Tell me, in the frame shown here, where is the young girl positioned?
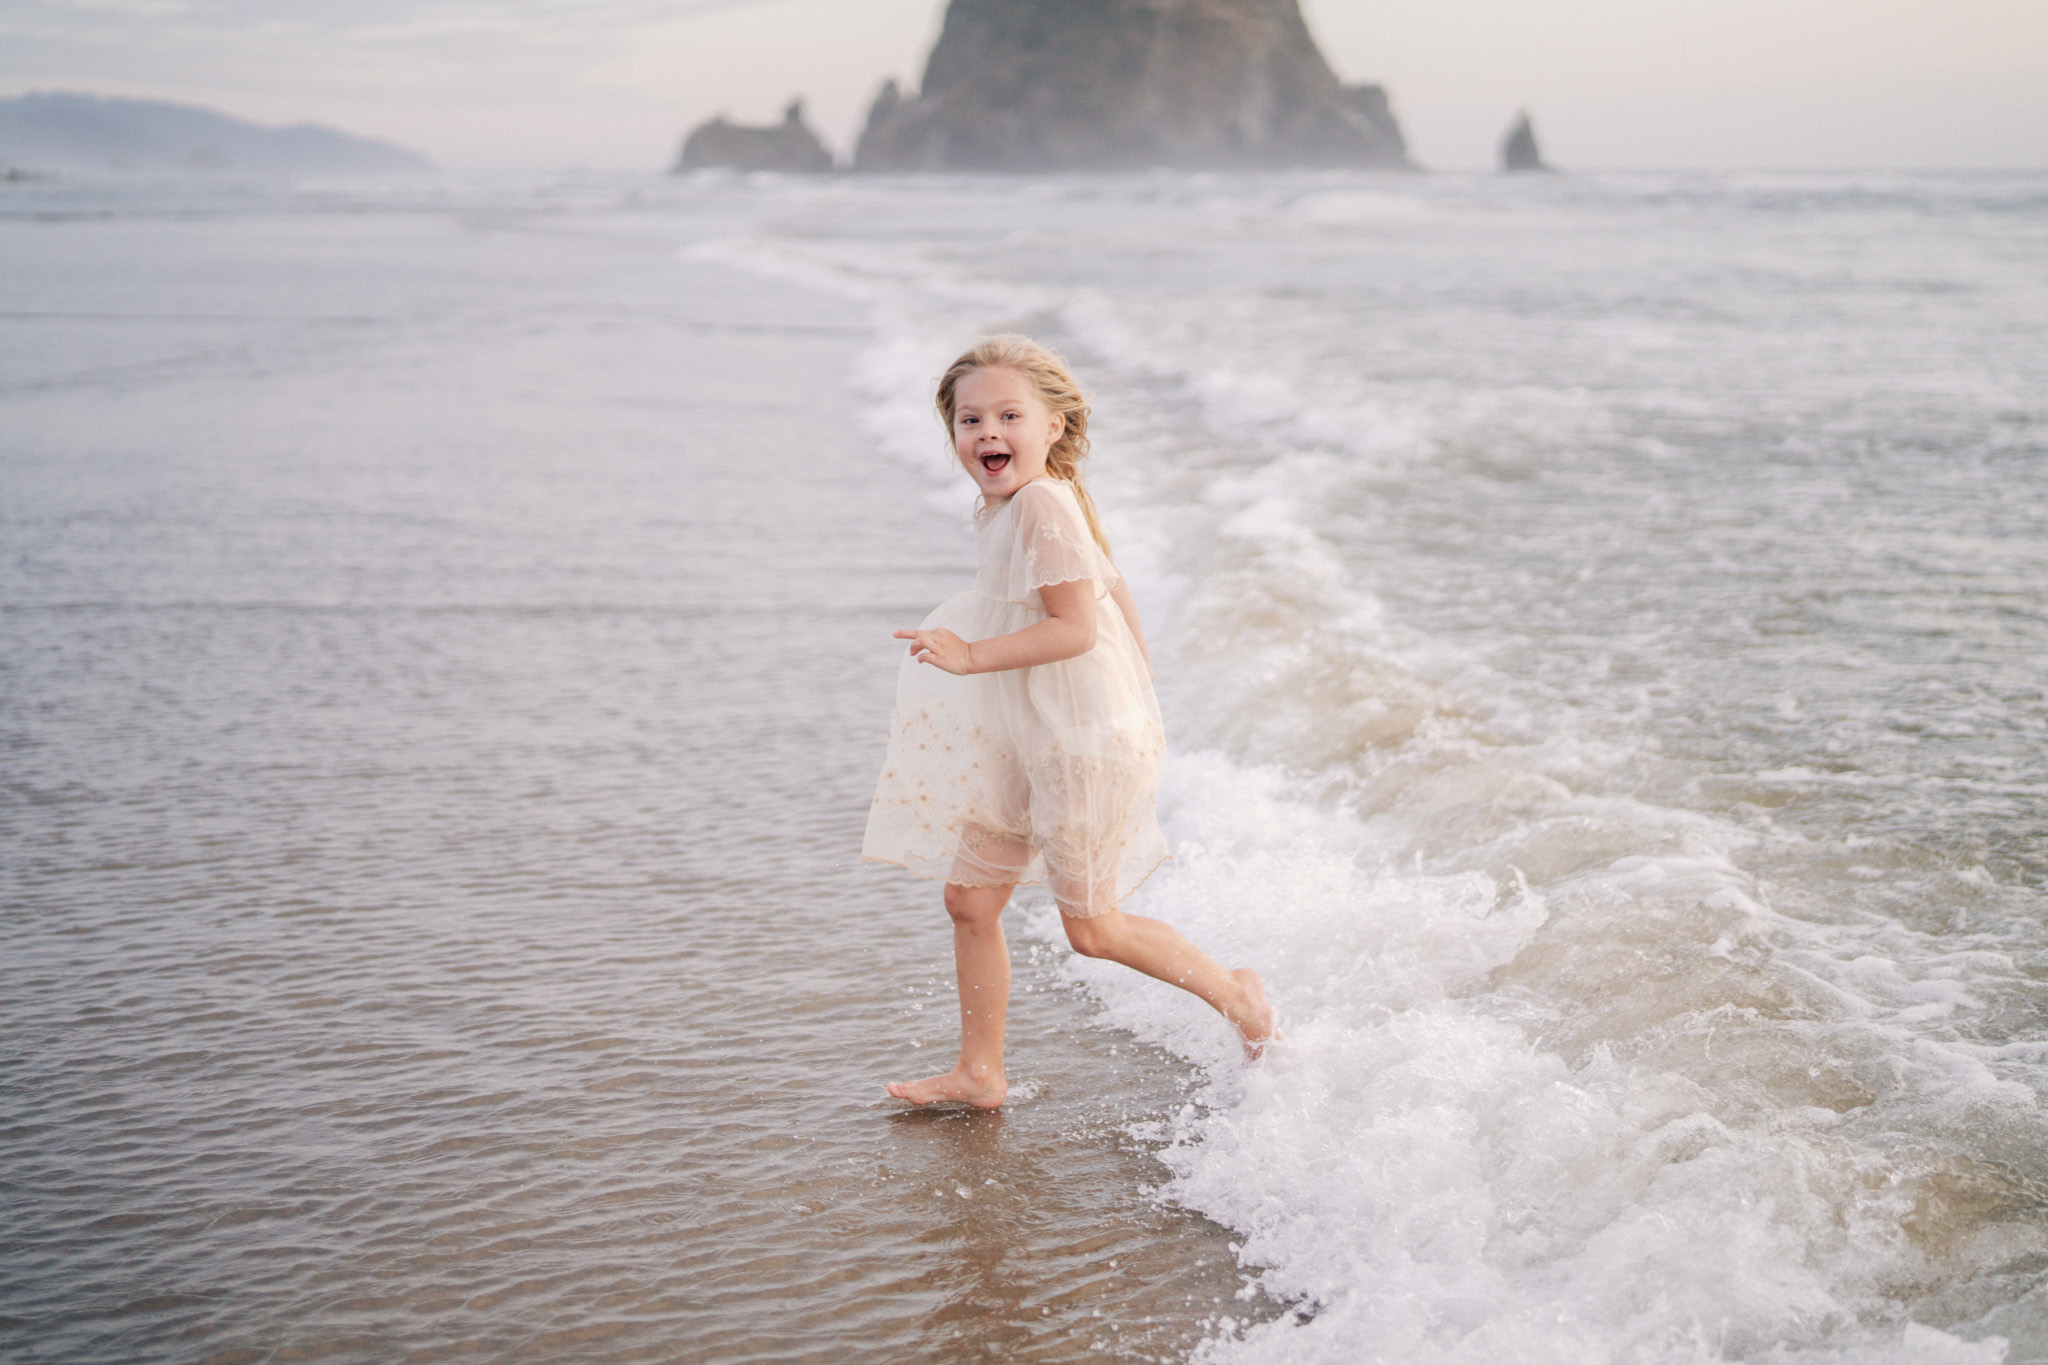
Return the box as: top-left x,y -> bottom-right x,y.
865,335 -> 1277,1109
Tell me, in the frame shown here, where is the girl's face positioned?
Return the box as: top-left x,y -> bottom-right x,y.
951,366 -> 1064,500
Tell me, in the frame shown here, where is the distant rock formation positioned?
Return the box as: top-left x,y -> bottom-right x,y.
0,92 -> 431,178
854,0 -> 1410,172
675,101 -> 833,173
1500,111 -> 1552,173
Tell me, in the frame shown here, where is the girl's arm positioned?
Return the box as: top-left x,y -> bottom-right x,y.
1108,577 -> 1153,681
895,578 -> 1096,675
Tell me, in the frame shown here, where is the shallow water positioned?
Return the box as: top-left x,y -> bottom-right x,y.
4,168 -> 2048,1363
0,184 -> 1264,1363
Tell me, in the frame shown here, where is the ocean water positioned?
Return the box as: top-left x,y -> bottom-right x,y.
3,167 -> 2045,1363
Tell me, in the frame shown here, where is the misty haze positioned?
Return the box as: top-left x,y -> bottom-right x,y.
3,2 -> 2047,1363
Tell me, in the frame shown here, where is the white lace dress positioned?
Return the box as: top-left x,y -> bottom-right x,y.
863,478 -> 1167,918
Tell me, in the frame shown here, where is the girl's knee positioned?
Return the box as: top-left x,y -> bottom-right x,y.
1062,910 -> 1121,958
943,882 -> 1008,925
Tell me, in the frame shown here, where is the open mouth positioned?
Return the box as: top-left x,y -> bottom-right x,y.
979,452 -> 1011,476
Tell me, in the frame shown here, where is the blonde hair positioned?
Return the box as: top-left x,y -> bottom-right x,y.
935,334 -> 1112,557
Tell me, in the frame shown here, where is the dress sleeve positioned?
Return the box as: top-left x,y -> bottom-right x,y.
1012,482 -> 1108,594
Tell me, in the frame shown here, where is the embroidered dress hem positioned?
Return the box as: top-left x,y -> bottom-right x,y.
858,850 -> 1171,920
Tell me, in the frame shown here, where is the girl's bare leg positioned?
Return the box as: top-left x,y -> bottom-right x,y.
886,881 -> 1014,1108
1061,907 -> 1279,1055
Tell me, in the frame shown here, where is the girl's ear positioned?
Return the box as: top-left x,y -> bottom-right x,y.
1048,410 -> 1065,442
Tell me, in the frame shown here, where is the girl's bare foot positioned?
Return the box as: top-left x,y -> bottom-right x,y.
886,1063 -> 1006,1109
1232,968 -> 1280,1058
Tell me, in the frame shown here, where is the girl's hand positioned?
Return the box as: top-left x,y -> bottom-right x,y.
895,628 -> 976,675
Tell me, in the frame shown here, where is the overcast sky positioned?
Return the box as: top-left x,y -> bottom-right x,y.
4,0 -> 2045,171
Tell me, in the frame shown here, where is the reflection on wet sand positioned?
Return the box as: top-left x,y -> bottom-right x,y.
892,1091 -> 1265,1362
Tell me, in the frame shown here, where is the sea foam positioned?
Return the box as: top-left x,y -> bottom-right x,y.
709,170 -> 2048,1362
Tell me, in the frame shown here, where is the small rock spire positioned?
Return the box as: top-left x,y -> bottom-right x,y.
1500,111 -> 1551,173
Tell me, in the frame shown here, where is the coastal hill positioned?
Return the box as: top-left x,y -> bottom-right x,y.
0,92 -> 431,178
855,0 -> 1409,172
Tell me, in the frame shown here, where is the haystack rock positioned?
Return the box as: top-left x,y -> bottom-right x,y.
1500,111 -> 1552,173
854,0 -> 1410,172
675,100 -> 833,173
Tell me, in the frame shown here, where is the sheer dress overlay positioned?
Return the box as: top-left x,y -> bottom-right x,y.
863,479 -> 1167,918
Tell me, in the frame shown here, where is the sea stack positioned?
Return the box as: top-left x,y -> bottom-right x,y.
854,0 -> 1410,172
1500,111 -> 1551,173
675,100 -> 833,173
